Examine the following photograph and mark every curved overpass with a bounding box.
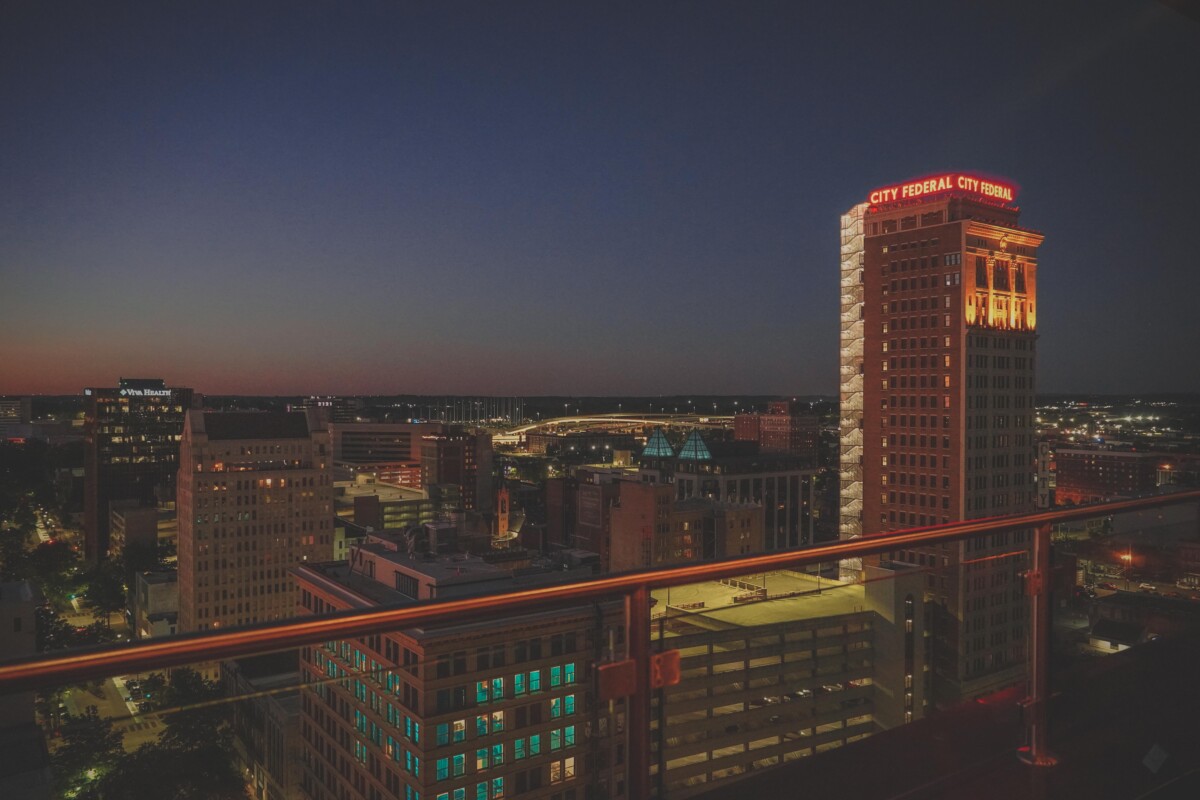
[506,413,732,436]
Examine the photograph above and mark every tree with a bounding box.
[96,668,243,799]
[82,558,127,627]
[29,538,80,606]
[158,668,229,751]
[50,705,124,797]
[97,741,244,800]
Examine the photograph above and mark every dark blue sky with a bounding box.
[2,1,1198,396]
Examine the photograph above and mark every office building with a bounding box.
[176,411,333,632]
[83,378,195,561]
[608,481,762,573]
[223,653,304,800]
[330,422,447,464]
[1053,446,1197,505]
[734,401,820,463]
[839,173,1042,704]
[291,396,361,425]
[132,570,179,640]
[421,430,494,513]
[642,430,818,550]
[108,501,160,556]
[0,396,32,440]
[292,537,626,800]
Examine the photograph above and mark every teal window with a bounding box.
[513,672,526,695]
[514,738,526,760]
[565,694,575,715]
[550,698,561,718]
[436,758,449,781]
[491,777,504,798]
[476,715,489,736]
[476,784,488,800]
[436,723,450,746]
[491,677,504,699]
[475,681,489,704]
[453,753,465,777]
[551,729,562,750]
[565,725,576,747]
[476,748,489,770]
[529,671,541,692]
[491,743,504,765]
[529,734,541,755]
[453,789,465,800]
[565,663,576,683]
[453,719,466,743]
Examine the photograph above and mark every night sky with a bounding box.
[2,2,1198,396]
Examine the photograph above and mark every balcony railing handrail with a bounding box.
[2,490,1197,694]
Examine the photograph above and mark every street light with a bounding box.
[1120,547,1133,590]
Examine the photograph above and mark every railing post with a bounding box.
[1019,522,1058,766]
[627,585,652,799]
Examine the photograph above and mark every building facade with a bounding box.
[176,411,333,632]
[421,430,495,514]
[733,401,820,463]
[83,378,195,561]
[293,546,627,800]
[839,174,1042,705]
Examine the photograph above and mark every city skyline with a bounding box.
[4,2,1200,397]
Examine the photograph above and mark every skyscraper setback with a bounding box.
[840,174,1042,704]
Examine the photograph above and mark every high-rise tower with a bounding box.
[83,378,195,561]
[840,174,1043,704]
[177,410,333,632]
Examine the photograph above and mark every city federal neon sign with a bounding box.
[868,174,1015,205]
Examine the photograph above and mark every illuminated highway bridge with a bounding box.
[494,413,732,445]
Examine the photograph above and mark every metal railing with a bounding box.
[4,489,1199,798]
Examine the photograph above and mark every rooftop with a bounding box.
[203,411,312,441]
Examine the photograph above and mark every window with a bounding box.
[514,672,526,695]
[453,754,465,777]
[491,677,504,700]
[453,719,466,742]
[475,681,489,704]
[437,724,450,746]
[565,725,575,746]
[551,729,562,750]
[550,666,561,687]
[476,715,489,736]
[515,738,526,760]
[491,710,504,732]
[529,734,541,755]
[492,777,505,799]
[436,758,449,781]
[529,671,540,692]
[476,748,489,770]
[492,742,504,766]
[565,663,576,683]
